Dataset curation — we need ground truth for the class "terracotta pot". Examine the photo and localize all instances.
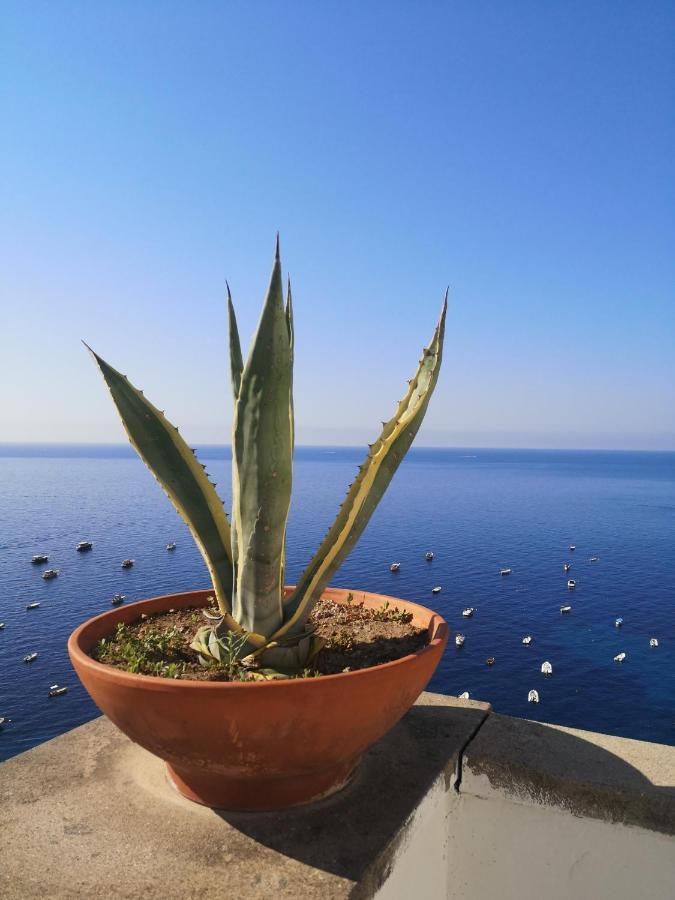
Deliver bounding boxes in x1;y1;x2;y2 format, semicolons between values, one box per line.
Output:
68;587;448;811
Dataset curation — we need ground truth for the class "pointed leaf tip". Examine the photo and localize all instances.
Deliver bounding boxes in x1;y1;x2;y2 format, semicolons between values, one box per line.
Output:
440;288;449;318
82;340;99;362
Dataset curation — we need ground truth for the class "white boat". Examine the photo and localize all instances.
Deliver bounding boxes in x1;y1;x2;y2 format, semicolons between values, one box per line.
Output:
560;605;572;614
425;551;434;561
541;661;553;676
431;586;442;594
528;689;540;703
563;562;571;573
589;556;599;562
567;579;576;590
614;652;626;663
26;601;40;610
569;544;576;551
615;617;623;627
166;543;176;551
522;636;532;645
458;691;470;700
23;652;38;663
111;593;126;606
0;717;7;727
0;623;5;629
42;569;59;580
649;638;659;648
76;541;93;552
31;554;49;564
121;559;134;569
48;684;68;697
455;634;465;647
390;562;401;572
462;607;474;617
499;568;511;576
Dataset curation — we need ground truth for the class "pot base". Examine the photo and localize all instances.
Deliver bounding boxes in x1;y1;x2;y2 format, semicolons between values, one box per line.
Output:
166;757;360;811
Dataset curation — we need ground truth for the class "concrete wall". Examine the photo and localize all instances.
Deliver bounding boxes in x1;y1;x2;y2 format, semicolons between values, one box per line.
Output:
376;712;675;900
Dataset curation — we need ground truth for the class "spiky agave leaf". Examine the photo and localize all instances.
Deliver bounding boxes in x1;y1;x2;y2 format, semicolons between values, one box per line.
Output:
272;293;448;642
230;238;294;637
190;626;225;663
85;346;264;647
255;633;324;674
227;283;244;401
228;285;244;588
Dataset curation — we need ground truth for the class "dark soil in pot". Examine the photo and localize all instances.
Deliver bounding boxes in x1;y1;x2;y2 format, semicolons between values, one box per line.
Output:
91;593;428;681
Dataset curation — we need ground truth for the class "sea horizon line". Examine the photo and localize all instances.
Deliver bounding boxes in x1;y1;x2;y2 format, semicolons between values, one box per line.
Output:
1;442;673;455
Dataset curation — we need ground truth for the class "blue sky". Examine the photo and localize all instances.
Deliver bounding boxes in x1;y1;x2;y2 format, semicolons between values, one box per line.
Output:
2;1;673;448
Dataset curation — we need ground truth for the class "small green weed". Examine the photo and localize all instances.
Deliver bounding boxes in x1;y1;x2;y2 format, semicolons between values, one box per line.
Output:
372;601;413;624
95;622;189;678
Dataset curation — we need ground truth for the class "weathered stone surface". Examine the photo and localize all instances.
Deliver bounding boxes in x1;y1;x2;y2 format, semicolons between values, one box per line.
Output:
0;692;489;900
462;713;675;836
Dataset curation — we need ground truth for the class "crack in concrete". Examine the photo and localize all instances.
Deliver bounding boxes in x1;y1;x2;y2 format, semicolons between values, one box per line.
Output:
453;707;493;795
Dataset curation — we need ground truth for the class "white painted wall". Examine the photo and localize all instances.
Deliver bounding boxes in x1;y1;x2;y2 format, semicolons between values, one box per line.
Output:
373;771;458;900
375;771;675;900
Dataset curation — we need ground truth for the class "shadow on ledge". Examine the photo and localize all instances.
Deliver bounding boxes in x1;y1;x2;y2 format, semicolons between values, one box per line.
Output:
215;699;675;890
462;712;675;837
215;697;488;888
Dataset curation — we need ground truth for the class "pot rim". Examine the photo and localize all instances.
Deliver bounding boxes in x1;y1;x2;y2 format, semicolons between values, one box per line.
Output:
68;586;449;692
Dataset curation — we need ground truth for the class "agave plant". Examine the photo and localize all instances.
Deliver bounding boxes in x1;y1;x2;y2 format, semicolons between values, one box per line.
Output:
87;239;447;672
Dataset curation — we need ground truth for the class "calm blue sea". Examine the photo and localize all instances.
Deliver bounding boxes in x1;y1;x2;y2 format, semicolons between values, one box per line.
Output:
1;444;674;761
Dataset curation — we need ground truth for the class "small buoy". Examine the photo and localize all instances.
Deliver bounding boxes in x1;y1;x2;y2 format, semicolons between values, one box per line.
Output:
528;689;539;703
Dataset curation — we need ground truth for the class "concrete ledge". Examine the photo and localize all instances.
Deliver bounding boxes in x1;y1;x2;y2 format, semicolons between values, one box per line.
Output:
462;713;675;836
3;694;675;899
0;692;489;900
